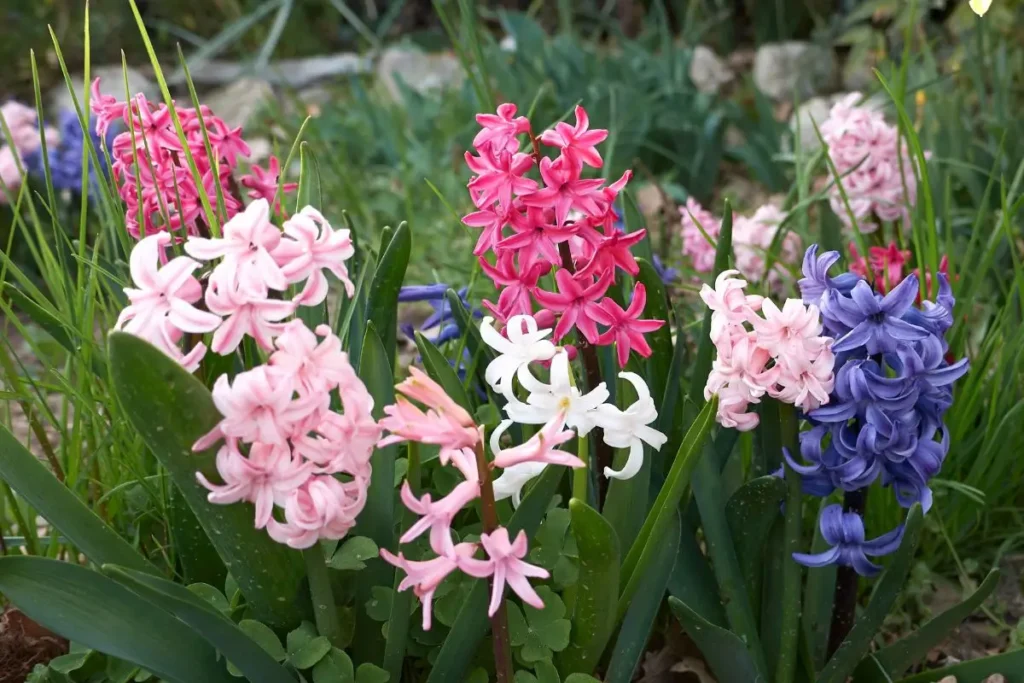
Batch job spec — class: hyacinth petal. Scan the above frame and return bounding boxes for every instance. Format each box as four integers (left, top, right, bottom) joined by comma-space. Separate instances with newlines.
861, 524, 906, 555
849, 551, 883, 577
488, 563, 508, 616
506, 571, 546, 610
603, 437, 644, 481
792, 546, 841, 568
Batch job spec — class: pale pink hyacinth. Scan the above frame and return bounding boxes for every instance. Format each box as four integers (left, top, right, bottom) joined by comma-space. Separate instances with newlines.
682, 200, 800, 285
1, 101, 59, 203
489, 413, 583, 469
820, 93, 923, 231
701, 270, 835, 429
379, 368, 553, 628
113, 231, 221, 371
378, 367, 482, 465
194, 318, 380, 549
458, 528, 550, 616
680, 197, 721, 273
275, 206, 356, 305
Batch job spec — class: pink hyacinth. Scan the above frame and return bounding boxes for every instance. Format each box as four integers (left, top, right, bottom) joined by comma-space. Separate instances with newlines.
399, 480, 481, 557
462, 103, 664, 368
113, 231, 221, 371
457, 528, 549, 617
240, 155, 298, 214
702, 272, 835, 430
591, 284, 664, 368
680, 198, 721, 274
94, 80, 296, 240
1, 101, 59, 204
193, 316, 380, 548
275, 206, 356, 305
381, 543, 479, 630
489, 412, 583, 469
820, 93, 924, 231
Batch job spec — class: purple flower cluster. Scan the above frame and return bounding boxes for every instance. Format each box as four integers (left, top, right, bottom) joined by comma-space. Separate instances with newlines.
23, 109, 115, 192
398, 284, 477, 346
787, 245, 968, 576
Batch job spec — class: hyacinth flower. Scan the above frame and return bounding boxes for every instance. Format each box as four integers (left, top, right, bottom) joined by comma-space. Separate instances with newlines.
819, 93, 926, 230
92, 79, 296, 240
21, 108, 118, 193
461, 102, 664, 368
781, 244, 969, 576
1, 101, 59, 203
378, 369, 551, 631
679, 197, 801, 286
398, 284, 478, 345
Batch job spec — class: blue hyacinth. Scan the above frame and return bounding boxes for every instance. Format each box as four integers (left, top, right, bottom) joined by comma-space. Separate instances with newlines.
787, 245, 969, 576
398, 284, 479, 346
23, 109, 114, 193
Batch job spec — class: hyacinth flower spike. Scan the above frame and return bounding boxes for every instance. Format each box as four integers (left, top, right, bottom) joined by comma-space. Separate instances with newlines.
793, 504, 905, 577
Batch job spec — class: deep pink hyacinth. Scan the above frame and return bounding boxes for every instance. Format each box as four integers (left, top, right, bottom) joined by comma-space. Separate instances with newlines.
240, 155, 298, 214
462, 102, 664, 368
93, 79, 297, 240
591, 284, 665, 367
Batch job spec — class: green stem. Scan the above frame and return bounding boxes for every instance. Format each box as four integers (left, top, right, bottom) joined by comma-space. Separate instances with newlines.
775, 403, 802, 683
303, 543, 343, 648
573, 434, 589, 504
383, 443, 422, 681
474, 441, 514, 683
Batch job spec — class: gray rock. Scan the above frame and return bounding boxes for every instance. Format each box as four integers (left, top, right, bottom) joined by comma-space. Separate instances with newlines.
49, 64, 156, 115
789, 95, 836, 155
753, 42, 837, 101
173, 53, 372, 88
689, 45, 734, 95
376, 46, 465, 101
202, 77, 274, 130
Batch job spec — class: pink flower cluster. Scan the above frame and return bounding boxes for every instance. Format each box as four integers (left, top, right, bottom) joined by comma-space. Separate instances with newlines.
820, 93, 922, 231
113, 198, 355, 372
680, 199, 801, 286
193, 320, 380, 548
701, 271, 836, 430
848, 242, 951, 302
0, 101, 58, 203
378, 370, 551, 629
463, 103, 663, 367
91, 79, 296, 239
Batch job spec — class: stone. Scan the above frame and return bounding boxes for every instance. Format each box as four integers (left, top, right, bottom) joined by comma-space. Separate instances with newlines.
202, 77, 274, 130
376, 46, 465, 102
689, 45, 734, 95
753, 41, 838, 101
172, 53, 372, 88
49, 64, 156, 115
789, 95, 836, 155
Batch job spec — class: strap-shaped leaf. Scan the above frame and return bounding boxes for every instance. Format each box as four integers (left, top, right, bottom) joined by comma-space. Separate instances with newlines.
725, 475, 786, 599
816, 504, 925, 683
634, 258, 672, 406
668, 596, 763, 683
414, 331, 472, 410
426, 465, 566, 683
604, 510, 681, 683
854, 569, 1000, 682
367, 222, 410, 366
558, 498, 620, 676
109, 332, 305, 628
0, 423, 155, 575
295, 142, 327, 330
0, 556, 233, 683
103, 565, 295, 683
168, 486, 227, 587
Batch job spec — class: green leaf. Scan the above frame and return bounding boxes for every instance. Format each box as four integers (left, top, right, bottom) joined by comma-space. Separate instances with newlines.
415, 331, 472, 410
313, 648, 354, 683
511, 587, 571, 663
4, 287, 106, 377
604, 511, 681, 683
295, 143, 326, 329
108, 332, 304, 628
0, 423, 155, 575
634, 258, 673, 405
329, 536, 380, 571
802, 497, 838, 674
355, 663, 391, 683
816, 504, 925, 683
0, 556, 232, 683
367, 222, 411, 365
564, 676, 602, 683
102, 565, 295, 683
667, 515, 727, 628
893, 650, 1024, 683
289, 636, 333, 670
854, 569, 1001, 682
618, 397, 718, 619
239, 620, 287, 661
668, 596, 762, 683
426, 466, 566, 683
724, 476, 786, 601
559, 498, 620, 676
168, 486, 227, 587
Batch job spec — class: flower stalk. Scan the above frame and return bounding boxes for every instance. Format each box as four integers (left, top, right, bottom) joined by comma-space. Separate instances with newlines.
826, 487, 867, 658
474, 440, 514, 683
303, 543, 344, 648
